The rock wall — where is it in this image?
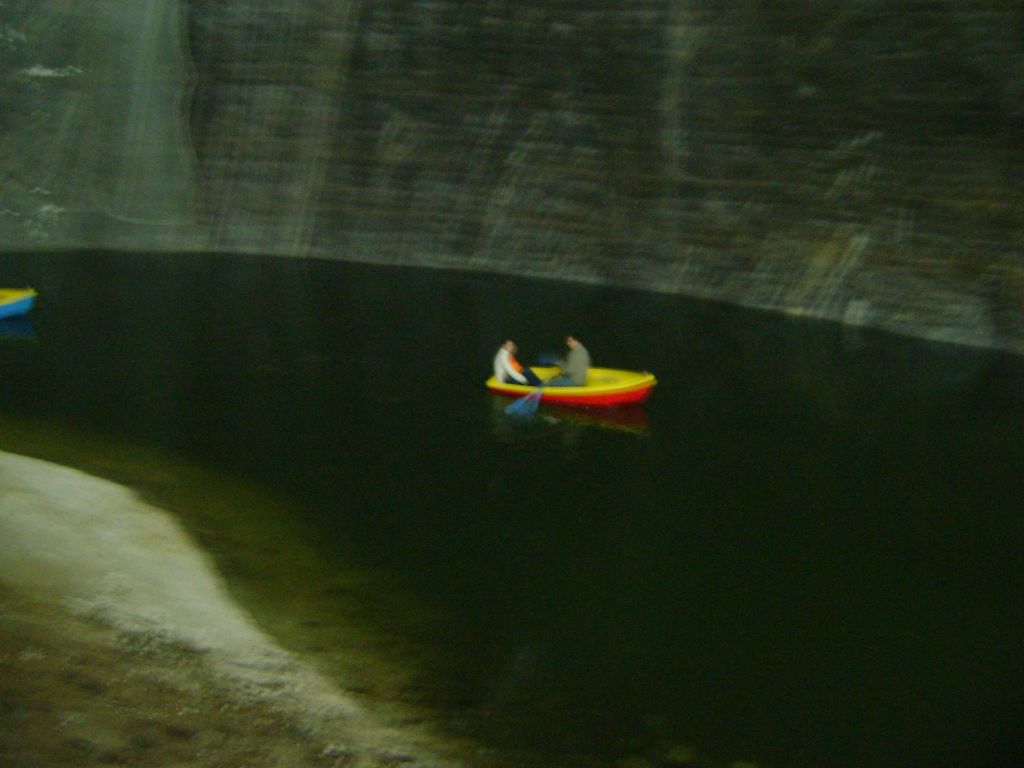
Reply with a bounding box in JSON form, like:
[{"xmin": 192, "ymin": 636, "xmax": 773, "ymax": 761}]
[
  {"xmin": 2, "ymin": 1, "xmax": 1023, "ymax": 351},
  {"xmin": 1, "ymin": 1, "xmax": 196, "ymax": 249}
]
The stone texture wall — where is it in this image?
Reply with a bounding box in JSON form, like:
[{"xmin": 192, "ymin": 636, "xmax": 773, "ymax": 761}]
[
  {"xmin": 1, "ymin": 0, "xmax": 196, "ymax": 249},
  {"xmin": 2, "ymin": 1, "xmax": 1022, "ymax": 351}
]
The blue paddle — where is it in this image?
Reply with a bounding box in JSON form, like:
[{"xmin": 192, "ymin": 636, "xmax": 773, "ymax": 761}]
[
  {"xmin": 505, "ymin": 386, "xmax": 543, "ymax": 417},
  {"xmin": 505, "ymin": 362, "xmax": 563, "ymax": 417}
]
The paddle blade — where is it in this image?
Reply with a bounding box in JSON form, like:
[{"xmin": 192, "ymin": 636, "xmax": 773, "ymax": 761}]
[{"xmin": 505, "ymin": 389, "xmax": 542, "ymax": 417}]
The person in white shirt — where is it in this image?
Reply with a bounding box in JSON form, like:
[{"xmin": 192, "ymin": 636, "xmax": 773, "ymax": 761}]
[{"xmin": 493, "ymin": 339, "xmax": 541, "ymax": 385}]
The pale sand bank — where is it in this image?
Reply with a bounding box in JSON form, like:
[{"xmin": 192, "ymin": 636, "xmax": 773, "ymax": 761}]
[{"xmin": 0, "ymin": 450, "xmax": 484, "ymax": 767}]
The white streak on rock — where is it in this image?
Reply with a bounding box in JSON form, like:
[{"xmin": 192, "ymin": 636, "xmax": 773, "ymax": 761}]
[{"xmin": 20, "ymin": 64, "xmax": 82, "ymax": 78}]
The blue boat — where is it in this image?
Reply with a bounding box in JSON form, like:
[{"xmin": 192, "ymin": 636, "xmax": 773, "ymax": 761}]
[{"xmin": 0, "ymin": 288, "xmax": 37, "ymax": 319}]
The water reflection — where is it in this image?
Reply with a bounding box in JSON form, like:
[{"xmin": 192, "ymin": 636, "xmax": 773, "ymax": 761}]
[
  {"xmin": 487, "ymin": 394, "xmax": 650, "ymax": 443},
  {"xmin": 0, "ymin": 318, "xmax": 36, "ymax": 340},
  {"xmin": 542, "ymin": 403, "xmax": 649, "ymax": 436}
]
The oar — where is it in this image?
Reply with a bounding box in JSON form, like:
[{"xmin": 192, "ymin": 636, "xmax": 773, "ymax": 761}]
[
  {"xmin": 504, "ymin": 366, "xmax": 561, "ymax": 417},
  {"xmin": 505, "ymin": 385, "xmax": 543, "ymax": 417}
]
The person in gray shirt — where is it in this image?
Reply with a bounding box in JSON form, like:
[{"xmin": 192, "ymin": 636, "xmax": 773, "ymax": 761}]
[{"xmin": 549, "ymin": 333, "xmax": 591, "ymax": 386}]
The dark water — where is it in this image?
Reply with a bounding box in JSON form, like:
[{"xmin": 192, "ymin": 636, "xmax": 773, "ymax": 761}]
[{"xmin": 2, "ymin": 251, "xmax": 1024, "ymax": 768}]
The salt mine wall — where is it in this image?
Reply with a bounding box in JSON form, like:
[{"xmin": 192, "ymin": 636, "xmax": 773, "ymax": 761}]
[{"xmin": 2, "ymin": 1, "xmax": 1022, "ymax": 351}]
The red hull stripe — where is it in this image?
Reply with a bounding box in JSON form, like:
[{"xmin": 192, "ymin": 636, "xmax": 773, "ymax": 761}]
[{"xmin": 487, "ymin": 383, "xmax": 654, "ymax": 407}]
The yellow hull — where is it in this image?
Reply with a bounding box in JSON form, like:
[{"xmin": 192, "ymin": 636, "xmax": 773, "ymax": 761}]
[{"xmin": 486, "ymin": 367, "xmax": 657, "ymax": 407}]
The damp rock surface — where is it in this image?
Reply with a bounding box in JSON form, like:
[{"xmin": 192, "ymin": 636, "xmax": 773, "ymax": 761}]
[{"xmin": 1, "ymin": 2, "xmax": 1022, "ymax": 351}]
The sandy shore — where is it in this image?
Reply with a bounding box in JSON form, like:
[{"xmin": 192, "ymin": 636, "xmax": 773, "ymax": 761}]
[{"xmin": 0, "ymin": 450, "xmax": 481, "ymax": 767}]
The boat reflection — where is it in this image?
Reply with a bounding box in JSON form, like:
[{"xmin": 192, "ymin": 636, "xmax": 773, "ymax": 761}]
[
  {"xmin": 541, "ymin": 403, "xmax": 649, "ymax": 436},
  {"xmin": 0, "ymin": 318, "xmax": 36, "ymax": 340},
  {"xmin": 489, "ymin": 395, "xmax": 649, "ymax": 440}
]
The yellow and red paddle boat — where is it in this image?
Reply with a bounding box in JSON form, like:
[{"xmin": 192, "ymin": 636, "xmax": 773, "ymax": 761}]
[{"xmin": 486, "ymin": 366, "xmax": 657, "ymax": 408}]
